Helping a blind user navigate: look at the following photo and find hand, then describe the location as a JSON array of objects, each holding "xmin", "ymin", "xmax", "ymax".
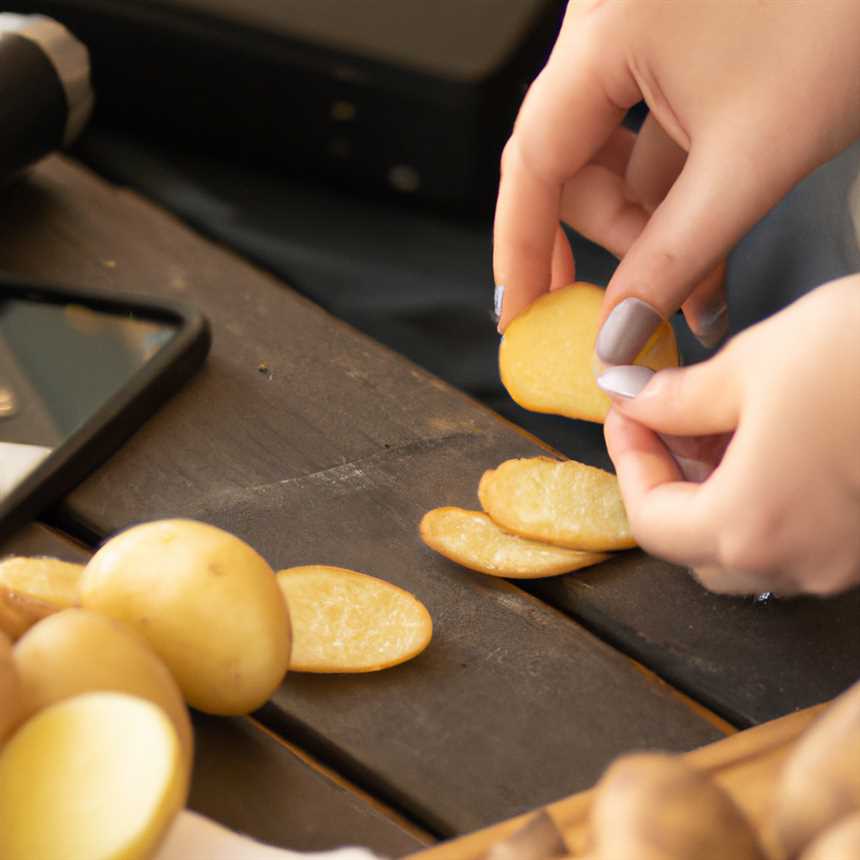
[
  {"xmin": 598, "ymin": 275, "xmax": 860, "ymax": 596},
  {"xmin": 493, "ymin": 0, "xmax": 860, "ymax": 358}
]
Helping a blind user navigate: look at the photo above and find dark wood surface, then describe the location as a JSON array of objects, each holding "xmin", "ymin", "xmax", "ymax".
[
  {"xmin": 0, "ymin": 158, "xmax": 725, "ymax": 837},
  {"xmin": 0, "ymin": 523, "xmax": 427, "ymax": 857}
]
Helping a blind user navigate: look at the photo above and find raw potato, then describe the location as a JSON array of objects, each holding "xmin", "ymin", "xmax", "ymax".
[
  {"xmin": 0, "ymin": 555, "xmax": 83, "ymax": 609},
  {"xmin": 500, "ymin": 282, "xmax": 678, "ymax": 424},
  {"xmin": 81, "ymin": 519, "xmax": 291, "ymax": 715},
  {"xmin": 775, "ymin": 678, "xmax": 860, "ymax": 857},
  {"xmin": 276, "ymin": 565, "xmax": 432, "ymax": 673},
  {"xmin": 798, "ymin": 813, "xmax": 860, "ymax": 860},
  {"xmin": 419, "ymin": 507, "xmax": 608, "ymax": 578},
  {"xmin": 0, "ymin": 632, "xmax": 19, "ymax": 744},
  {"xmin": 13, "ymin": 609, "xmax": 193, "ymax": 772},
  {"xmin": 0, "ymin": 584, "xmax": 56, "ymax": 641},
  {"xmin": 0, "ymin": 691, "xmax": 186, "ymax": 860},
  {"xmin": 479, "ymin": 457, "xmax": 634, "ymax": 551},
  {"xmin": 590, "ymin": 752, "xmax": 766, "ymax": 860}
]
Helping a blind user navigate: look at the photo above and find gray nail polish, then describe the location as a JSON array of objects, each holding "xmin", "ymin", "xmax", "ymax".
[
  {"xmin": 597, "ymin": 365, "xmax": 655, "ymax": 399},
  {"xmin": 595, "ymin": 298, "xmax": 663, "ymax": 365},
  {"xmin": 493, "ymin": 285, "xmax": 505, "ymax": 324},
  {"xmin": 695, "ymin": 302, "xmax": 729, "ymax": 349}
]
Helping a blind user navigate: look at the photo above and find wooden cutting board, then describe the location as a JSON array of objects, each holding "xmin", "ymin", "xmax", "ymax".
[{"xmin": 409, "ymin": 704, "xmax": 826, "ymax": 859}]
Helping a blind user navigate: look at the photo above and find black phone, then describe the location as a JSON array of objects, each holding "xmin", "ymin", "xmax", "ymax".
[{"xmin": 0, "ymin": 275, "xmax": 210, "ymax": 542}]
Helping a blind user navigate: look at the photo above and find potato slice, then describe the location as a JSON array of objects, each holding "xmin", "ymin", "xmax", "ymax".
[
  {"xmin": 479, "ymin": 457, "xmax": 634, "ymax": 551},
  {"xmin": 500, "ymin": 282, "xmax": 678, "ymax": 424},
  {"xmin": 276, "ymin": 565, "xmax": 432, "ymax": 673},
  {"xmin": 0, "ymin": 584, "xmax": 56, "ymax": 641},
  {"xmin": 14, "ymin": 609, "xmax": 193, "ymax": 773},
  {"xmin": 0, "ymin": 632, "xmax": 19, "ymax": 744},
  {"xmin": 82, "ymin": 519, "xmax": 291, "ymax": 716},
  {"xmin": 420, "ymin": 507, "xmax": 608, "ymax": 578},
  {"xmin": 0, "ymin": 556, "xmax": 83, "ymax": 609},
  {"xmin": 0, "ymin": 691, "xmax": 186, "ymax": 860}
]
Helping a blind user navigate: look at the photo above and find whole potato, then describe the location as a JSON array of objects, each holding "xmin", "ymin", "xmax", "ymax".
[
  {"xmin": 13, "ymin": 609, "xmax": 193, "ymax": 771},
  {"xmin": 0, "ymin": 632, "xmax": 19, "ymax": 744},
  {"xmin": 799, "ymin": 813, "xmax": 860, "ymax": 860},
  {"xmin": 81, "ymin": 519, "xmax": 291, "ymax": 715},
  {"xmin": 590, "ymin": 752, "xmax": 766, "ymax": 860},
  {"xmin": 776, "ymin": 678, "xmax": 860, "ymax": 857}
]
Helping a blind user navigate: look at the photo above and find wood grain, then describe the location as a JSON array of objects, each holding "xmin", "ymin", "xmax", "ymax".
[{"xmin": 0, "ymin": 158, "xmax": 725, "ymax": 836}]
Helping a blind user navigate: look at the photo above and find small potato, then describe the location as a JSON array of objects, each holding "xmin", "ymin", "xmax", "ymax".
[
  {"xmin": 0, "ymin": 556, "xmax": 83, "ymax": 609},
  {"xmin": 0, "ymin": 632, "xmax": 19, "ymax": 744},
  {"xmin": 81, "ymin": 519, "xmax": 291, "ymax": 715},
  {"xmin": 500, "ymin": 283, "xmax": 678, "ymax": 424},
  {"xmin": 419, "ymin": 507, "xmax": 608, "ymax": 578},
  {"xmin": 590, "ymin": 752, "xmax": 766, "ymax": 860},
  {"xmin": 276, "ymin": 565, "xmax": 432, "ymax": 673},
  {"xmin": 479, "ymin": 457, "xmax": 634, "ymax": 551},
  {"xmin": 775, "ymin": 678, "xmax": 860, "ymax": 857},
  {"xmin": 0, "ymin": 691, "xmax": 186, "ymax": 860},
  {"xmin": 0, "ymin": 584, "xmax": 56, "ymax": 641},
  {"xmin": 13, "ymin": 609, "xmax": 193, "ymax": 772},
  {"xmin": 799, "ymin": 814, "xmax": 860, "ymax": 860}
]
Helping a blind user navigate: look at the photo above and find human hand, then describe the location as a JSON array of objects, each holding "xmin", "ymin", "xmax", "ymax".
[
  {"xmin": 494, "ymin": 0, "xmax": 860, "ymax": 358},
  {"xmin": 597, "ymin": 275, "xmax": 860, "ymax": 596}
]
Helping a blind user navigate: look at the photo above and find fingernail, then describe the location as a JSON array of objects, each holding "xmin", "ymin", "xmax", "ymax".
[
  {"xmin": 597, "ymin": 365, "xmax": 655, "ymax": 399},
  {"xmin": 492, "ymin": 285, "xmax": 505, "ymax": 325},
  {"xmin": 695, "ymin": 302, "xmax": 729, "ymax": 349},
  {"xmin": 596, "ymin": 298, "xmax": 663, "ymax": 365}
]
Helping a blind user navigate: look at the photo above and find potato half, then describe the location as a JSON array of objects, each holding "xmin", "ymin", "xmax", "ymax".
[
  {"xmin": 775, "ymin": 679, "xmax": 860, "ymax": 857},
  {"xmin": 500, "ymin": 282, "xmax": 678, "ymax": 424},
  {"xmin": 276, "ymin": 565, "xmax": 432, "ymax": 673},
  {"xmin": 81, "ymin": 519, "xmax": 291, "ymax": 715},
  {"xmin": 590, "ymin": 752, "xmax": 766, "ymax": 860},
  {"xmin": 0, "ymin": 691, "xmax": 185, "ymax": 860},
  {"xmin": 0, "ymin": 584, "xmax": 56, "ymax": 641},
  {"xmin": 420, "ymin": 506, "xmax": 608, "ymax": 578},
  {"xmin": 0, "ymin": 632, "xmax": 19, "ymax": 744},
  {"xmin": 479, "ymin": 457, "xmax": 634, "ymax": 551},
  {"xmin": 13, "ymin": 609, "xmax": 193, "ymax": 772},
  {"xmin": 0, "ymin": 556, "xmax": 83, "ymax": 609}
]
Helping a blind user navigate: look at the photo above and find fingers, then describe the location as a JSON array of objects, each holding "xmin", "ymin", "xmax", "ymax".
[
  {"xmin": 680, "ymin": 261, "xmax": 729, "ymax": 348},
  {"xmin": 549, "ymin": 225, "xmax": 575, "ymax": 291},
  {"xmin": 597, "ymin": 347, "xmax": 742, "ymax": 436},
  {"xmin": 604, "ymin": 409, "xmax": 718, "ymax": 566}
]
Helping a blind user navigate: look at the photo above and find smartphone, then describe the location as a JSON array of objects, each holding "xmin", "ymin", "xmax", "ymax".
[{"xmin": 0, "ymin": 275, "xmax": 210, "ymax": 542}]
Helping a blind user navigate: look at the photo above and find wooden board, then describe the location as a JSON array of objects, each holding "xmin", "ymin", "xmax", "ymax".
[
  {"xmin": 0, "ymin": 158, "xmax": 725, "ymax": 836},
  {"xmin": 0, "ymin": 523, "xmax": 428, "ymax": 857},
  {"xmin": 409, "ymin": 704, "xmax": 826, "ymax": 859},
  {"xmin": 523, "ymin": 552, "xmax": 860, "ymax": 727}
]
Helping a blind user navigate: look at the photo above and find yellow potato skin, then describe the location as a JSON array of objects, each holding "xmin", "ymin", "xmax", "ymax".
[
  {"xmin": 500, "ymin": 282, "xmax": 678, "ymax": 424},
  {"xmin": 0, "ymin": 556, "xmax": 83, "ymax": 609},
  {"xmin": 0, "ymin": 632, "xmax": 20, "ymax": 744},
  {"xmin": 81, "ymin": 519, "xmax": 291, "ymax": 715},
  {"xmin": 0, "ymin": 584, "xmax": 56, "ymax": 641},
  {"xmin": 776, "ymin": 679, "xmax": 860, "ymax": 857},
  {"xmin": 13, "ymin": 609, "xmax": 193, "ymax": 773},
  {"xmin": 0, "ymin": 691, "xmax": 185, "ymax": 860}
]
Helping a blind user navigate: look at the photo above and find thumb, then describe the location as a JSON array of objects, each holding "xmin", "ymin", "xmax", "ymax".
[{"xmin": 595, "ymin": 137, "xmax": 800, "ymax": 365}]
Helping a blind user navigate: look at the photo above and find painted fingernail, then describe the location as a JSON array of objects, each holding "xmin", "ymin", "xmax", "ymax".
[
  {"xmin": 694, "ymin": 301, "xmax": 729, "ymax": 349},
  {"xmin": 597, "ymin": 365, "xmax": 655, "ymax": 399},
  {"xmin": 492, "ymin": 285, "xmax": 505, "ymax": 325},
  {"xmin": 596, "ymin": 298, "xmax": 663, "ymax": 365}
]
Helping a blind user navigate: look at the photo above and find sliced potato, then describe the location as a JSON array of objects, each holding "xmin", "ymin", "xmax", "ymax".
[
  {"xmin": 0, "ymin": 691, "xmax": 186, "ymax": 860},
  {"xmin": 0, "ymin": 584, "xmax": 56, "ymax": 641},
  {"xmin": 500, "ymin": 282, "xmax": 678, "ymax": 424},
  {"xmin": 13, "ymin": 609, "xmax": 193, "ymax": 772},
  {"xmin": 81, "ymin": 519, "xmax": 291, "ymax": 715},
  {"xmin": 479, "ymin": 457, "xmax": 634, "ymax": 551},
  {"xmin": 0, "ymin": 556, "xmax": 83, "ymax": 609},
  {"xmin": 276, "ymin": 565, "xmax": 432, "ymax": 673},
  {"xmin": 775, "ymin": 678, "xmax": 860, "ymax": 857},
  {"xmin": 590, "ymin": 752, "xmax": 766, "ymax": 860},
  {"xmin": 0, "ymin": 632, "xmax": 19, "ymax": 744},
  {"xmin": 420, "ymin": 506, "xmax": 608, "ymax": 578}
]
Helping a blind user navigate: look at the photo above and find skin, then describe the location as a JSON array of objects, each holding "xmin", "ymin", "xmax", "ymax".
[
  {"xmin": 604, "ymin": 277, "xmax": 860, "ymax": 595},
  {"xmin": 494, "ymin": 0, "xmax": 860, "ymax": 336},
  {"xmin": 494, "ymin": 1, "xmax": 860, "ymax": 593}
]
